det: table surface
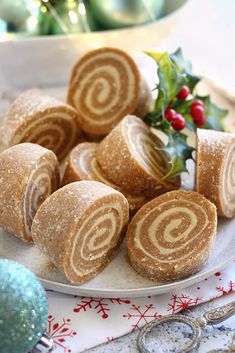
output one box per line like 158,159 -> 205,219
83,0 -> 235,351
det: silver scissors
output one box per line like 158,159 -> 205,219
138,301 -> 235,353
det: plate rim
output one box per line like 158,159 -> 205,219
40,254 -> 235,298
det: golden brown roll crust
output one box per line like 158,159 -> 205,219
31,181 -> 129,284
96,115 -> 180,197
0,143 -> 60,243
127,190 -> 217,283
196,128 -> 235,217
0,88 -> 81,160
62,142 -> 150,214
67,47 -> 153,135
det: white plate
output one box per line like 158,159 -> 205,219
0,53 -> 234,298
1,216 -> 235,298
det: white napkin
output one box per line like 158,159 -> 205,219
39,261 -> 235,353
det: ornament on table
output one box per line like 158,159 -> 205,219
0,0 -> 39,36
38,0 -> 89,35
0,259 -> 53,353
0,0 -> 93,36
88,0 -> 165,29
0,0 -> 166,36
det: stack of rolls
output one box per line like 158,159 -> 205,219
96,115 -> 181,197
62,142 -> 150,215
67,47 -> 154,137
0,47 -> 226,286
62,114 -> 181,216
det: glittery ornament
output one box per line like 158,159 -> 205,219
0,259 -> 49,353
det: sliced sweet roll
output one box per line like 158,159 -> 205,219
31,181 -> 129,284
62,142 -> 149,214
0,88 -> 81,160
197,128 -> 235,217
0,143 -> 60,243
96,115 -> 180,197
127,190 -> 217,282
67,47 -> 153,136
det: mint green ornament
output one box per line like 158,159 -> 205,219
0,259 -> 53,353
89,0 -> 165,29
0,0 -> 40,36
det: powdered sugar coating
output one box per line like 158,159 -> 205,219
197,128 -> 235,217
96,115 -> 180,197
0,143 -> 60,243
0,88 -> 81,160
67,47 -> 153,136
31,180 -> 129,284
127,190 -> 217,282
62,142 -> 150,214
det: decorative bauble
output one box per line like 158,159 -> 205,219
0,0 -> 40,35
84,2 -> 102,32
41,0 -> 91,35
49,1 -> 85,35
0,0 -> 30,26
89,0 -> 165,29
0,259 -> 49,353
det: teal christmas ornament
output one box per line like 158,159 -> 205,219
0,259 -> 53,353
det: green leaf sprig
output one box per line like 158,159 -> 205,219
145,48 -> 228,179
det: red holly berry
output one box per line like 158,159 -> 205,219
191,99 -> 204,110
193,114 -> 206,127
165,108 -> 176,121
177,86 -> 190,100
171,114 -> 186,130
191,105 -> 205,121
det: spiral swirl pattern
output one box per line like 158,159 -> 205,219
96,115 -> 180,197
67,48 -> 141,135
127,190 -> 217,282
0,143 -> 60,243
23,160 -> 59,241
63,142 -> 148,214
70,202 -> 124,278
12,112 -> 78,161
126,118 -> 170,178
31,181 -> 129,284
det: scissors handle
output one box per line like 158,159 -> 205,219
199,301 -> 235,327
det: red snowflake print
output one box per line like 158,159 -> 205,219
73,297 -> 131,319
47,316 -> 77,353
216,280 -> 235,296
123,304 -> 161,331
168,294 -> 203,314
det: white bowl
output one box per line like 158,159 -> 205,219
0,0 -> 190,90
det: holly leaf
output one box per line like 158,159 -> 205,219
170,48 -> 201,92
145,48 -> 201,121
145,51 -> 186,118
144,48 -> 228,179
183,114 -> 197,132
161,131 -> 194,179
147,112 -> 171,130
196,95 -> 227,131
